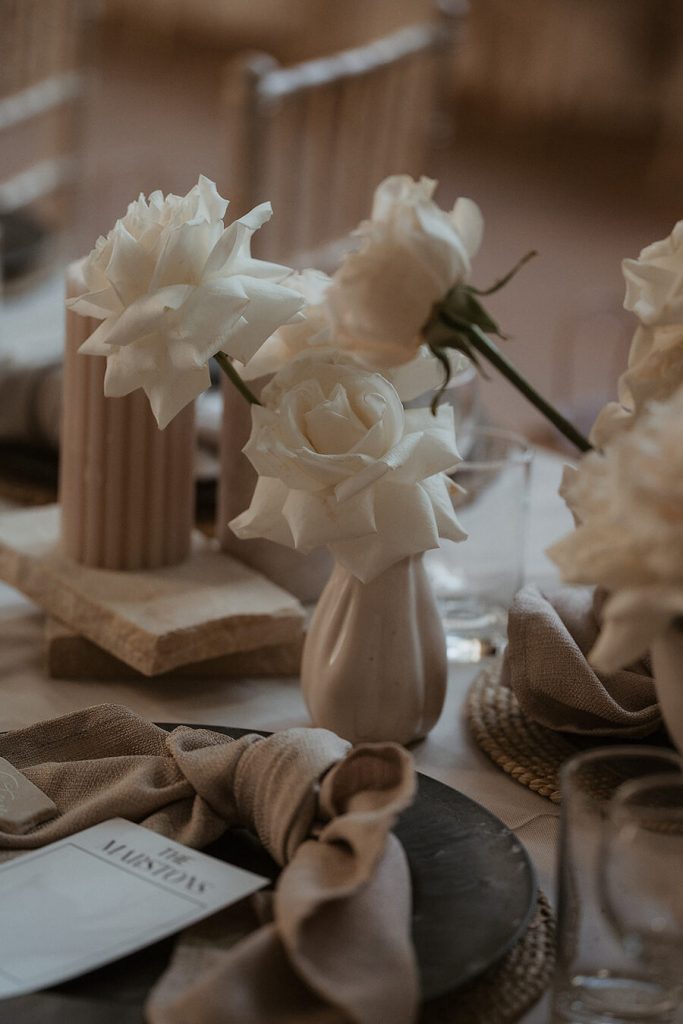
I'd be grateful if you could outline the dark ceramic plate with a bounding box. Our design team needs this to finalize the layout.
[0,724,535,1022]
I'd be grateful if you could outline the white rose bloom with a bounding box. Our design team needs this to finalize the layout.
[548,387,683,670]
[623,220,683,327]
[67,176,305,429]
[324,175,484,367]
[241,265,470,402]
[230,350,466,582]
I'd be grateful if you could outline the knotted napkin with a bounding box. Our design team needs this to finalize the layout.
[501,584,660,737]
[0,704,419,1024]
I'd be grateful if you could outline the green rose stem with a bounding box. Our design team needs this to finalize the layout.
[215,350,262,406]
[470,325,591,452]
[433,311,592,453]
[424,254,592,455]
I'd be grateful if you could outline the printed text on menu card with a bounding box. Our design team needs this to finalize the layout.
[0,818,268,998]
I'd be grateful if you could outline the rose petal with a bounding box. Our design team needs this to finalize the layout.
[330,480,441,583]
[230,477,295,547]
[282,486,377,550]
[220,278,306,365]
[451,198,484,259]
[67,287,123,320]
[107,221,155,305]
[145,362,210,431]
[100,285,194,349]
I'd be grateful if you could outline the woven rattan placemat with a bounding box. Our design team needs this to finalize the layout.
[467,659,585,804]
[421,891,554,1023]
[467,659,673,805]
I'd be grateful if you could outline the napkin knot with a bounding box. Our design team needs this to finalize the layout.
[165,726,349,866]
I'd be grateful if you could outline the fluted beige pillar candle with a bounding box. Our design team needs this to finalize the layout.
[60,262,195,570]
[217,377,332,603]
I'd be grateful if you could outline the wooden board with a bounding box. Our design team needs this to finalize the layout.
[45,618,303,680]
[0,506,305,677]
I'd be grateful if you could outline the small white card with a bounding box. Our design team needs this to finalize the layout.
[0,818,268,999]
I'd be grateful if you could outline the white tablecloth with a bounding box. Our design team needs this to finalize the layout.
[0,448,574,1022]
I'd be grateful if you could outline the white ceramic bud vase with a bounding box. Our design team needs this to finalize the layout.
[651,622,683,754]
[301,554,447,746]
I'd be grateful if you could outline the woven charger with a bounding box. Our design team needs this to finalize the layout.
[421,891,554,1023]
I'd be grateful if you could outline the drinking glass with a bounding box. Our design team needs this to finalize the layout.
[405,356,480,457]
[424,426,532,662]
[553,747,683,1024]
[600,774,683,1007]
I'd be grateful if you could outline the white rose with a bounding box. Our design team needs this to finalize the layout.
[230,350,466,582]
[324,175,484,367]
[67,176,304,429]
[241,265,470,402]
[623,220,683,327]
[549,386,683,669]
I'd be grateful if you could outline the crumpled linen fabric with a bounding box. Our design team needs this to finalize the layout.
[0,704,419,1024]
[501,584,659,737]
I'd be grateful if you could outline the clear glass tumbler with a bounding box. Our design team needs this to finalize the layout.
[553,747,683,1024]
[600,774,683,1011]
[424,426,532,662]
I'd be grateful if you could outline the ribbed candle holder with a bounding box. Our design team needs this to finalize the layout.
[59,262,195,570]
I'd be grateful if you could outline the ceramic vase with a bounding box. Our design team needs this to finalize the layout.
[651,623,683,754]
[301,553,447,745]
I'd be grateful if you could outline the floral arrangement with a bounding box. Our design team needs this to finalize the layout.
[66,176,305,428]
[67,174,683,744]
[242,176,589,448]
[69,172,589,582]
[550,221,683,670]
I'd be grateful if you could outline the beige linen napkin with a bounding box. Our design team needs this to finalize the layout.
[502,584,659,737]
[0,704,418,1024]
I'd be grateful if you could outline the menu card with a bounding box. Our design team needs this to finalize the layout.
[0,818,268,999]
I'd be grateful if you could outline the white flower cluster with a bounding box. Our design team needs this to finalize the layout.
[550,386,683,672]
[240,176,479,400]
[554,222,683,669]
[70,174,479,579]
[591,221,683,448]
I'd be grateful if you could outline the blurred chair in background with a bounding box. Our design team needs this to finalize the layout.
[223,2,467,269]
[457,0,683,146]
[0,0,90,290]
[102,0,443,67]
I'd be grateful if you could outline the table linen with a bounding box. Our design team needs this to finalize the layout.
[502,583,658,736]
